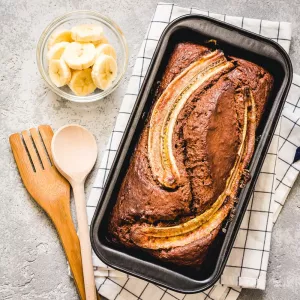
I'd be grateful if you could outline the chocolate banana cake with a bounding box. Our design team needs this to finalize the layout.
[109,42,273,267]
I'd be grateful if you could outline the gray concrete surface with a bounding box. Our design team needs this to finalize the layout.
[1,0,300,299]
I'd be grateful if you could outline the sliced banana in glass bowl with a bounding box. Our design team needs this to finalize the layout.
[37,11,128,103]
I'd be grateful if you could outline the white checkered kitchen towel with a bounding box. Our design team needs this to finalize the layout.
[86,3,300,300]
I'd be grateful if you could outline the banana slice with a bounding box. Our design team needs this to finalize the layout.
[71,24,104,42]
[47,42,69,61]
[93,36,109,47]
[68,68,96,96]
[95,43,117,60]
[131,199,233,250]
[91,54,117,90]
[148,51,232,188]
[63,42,96,70]
[49,59,71,87]
[48,30,73,50]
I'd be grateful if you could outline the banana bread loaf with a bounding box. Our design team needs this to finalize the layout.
[109,42,273,267]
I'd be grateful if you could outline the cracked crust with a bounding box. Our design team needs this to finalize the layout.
[109,42,273,266]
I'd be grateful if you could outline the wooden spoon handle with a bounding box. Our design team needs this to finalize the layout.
[52,204,87,300]
[73,183,97,300]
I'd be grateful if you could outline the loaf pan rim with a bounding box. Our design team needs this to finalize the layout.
[90,14,293,293]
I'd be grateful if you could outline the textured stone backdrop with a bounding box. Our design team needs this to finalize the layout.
[1,0,300,299]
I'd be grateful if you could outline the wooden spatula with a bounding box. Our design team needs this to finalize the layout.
[9,125,100,300]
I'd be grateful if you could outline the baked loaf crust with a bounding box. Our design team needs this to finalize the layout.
[110,42,273,267]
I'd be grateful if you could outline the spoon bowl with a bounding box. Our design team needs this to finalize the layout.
[52,124,98,183]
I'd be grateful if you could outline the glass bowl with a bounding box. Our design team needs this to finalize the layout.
[37,10,128,103]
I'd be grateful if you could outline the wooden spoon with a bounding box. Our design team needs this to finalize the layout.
[51,124,98,300]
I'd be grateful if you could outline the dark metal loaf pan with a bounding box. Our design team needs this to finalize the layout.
[91,15,292,293]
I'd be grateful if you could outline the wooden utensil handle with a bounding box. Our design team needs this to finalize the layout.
[73,183,97,300]
[46,198,101,300]
[52,201,86,300]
